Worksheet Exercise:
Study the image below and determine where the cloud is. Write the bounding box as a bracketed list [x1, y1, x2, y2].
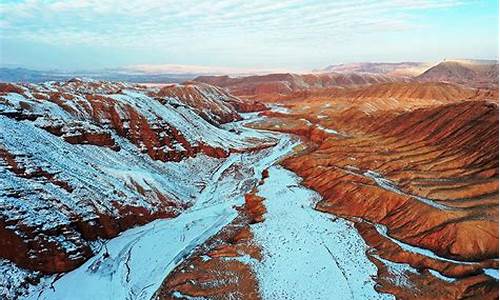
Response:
[0, 0, 466, 46]
[1, 0, 493, 69]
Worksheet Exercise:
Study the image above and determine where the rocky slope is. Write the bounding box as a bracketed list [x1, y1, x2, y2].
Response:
[1, 74, 498, 300]
[246, 83, 499, 299]
[195, 60, 499, 102]
[417, 60, 499, 88]
[278, 80, 496, 102]
[194, 72, 401, 101]
[156, 81, 266, 121]
[0, 78, 274, 298]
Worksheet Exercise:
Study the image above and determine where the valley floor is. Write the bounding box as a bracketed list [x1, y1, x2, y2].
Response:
[8, 104, 498, 300]
[18, 113, 391, 300]
[251, 166, 389, 300]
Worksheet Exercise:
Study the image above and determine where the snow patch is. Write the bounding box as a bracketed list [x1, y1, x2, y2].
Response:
[364, 170, 453, 210]
[374, 222, 483, 265]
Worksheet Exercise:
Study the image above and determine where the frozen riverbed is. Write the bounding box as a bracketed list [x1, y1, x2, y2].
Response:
[28, 204, 237, 300]
[23, 114, 300, 300]
[251, 166, 393, 300]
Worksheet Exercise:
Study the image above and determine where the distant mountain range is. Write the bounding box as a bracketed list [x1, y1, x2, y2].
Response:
[416, 59, 498, 88]
[0, 64, 290, 84]
[2, 59, 498, 88]
[0, 67, 196, 83]
[313, 62, 433, 77]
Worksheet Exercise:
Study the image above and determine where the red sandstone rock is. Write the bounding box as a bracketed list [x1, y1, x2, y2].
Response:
[250, 86, 498, 298]
[0, 79, 270, 277]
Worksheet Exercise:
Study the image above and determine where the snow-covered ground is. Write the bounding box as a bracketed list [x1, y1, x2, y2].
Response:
[23, 116, 300, 300]
[251, 166, 393, 300]
[266, 104, 290, 114]
[27, 204, 237, 300]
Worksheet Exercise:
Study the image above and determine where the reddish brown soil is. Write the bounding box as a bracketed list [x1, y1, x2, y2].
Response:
[416, 60, 498, 89]
[194, 72, 402, 101]
[156, 187, 268, 300]
[288, 81, 496, 102]
[246, 82, 499, 299]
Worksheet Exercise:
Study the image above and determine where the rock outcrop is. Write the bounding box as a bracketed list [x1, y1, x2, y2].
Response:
[155, 81, 256, 124]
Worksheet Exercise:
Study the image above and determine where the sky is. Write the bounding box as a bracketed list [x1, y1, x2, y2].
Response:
[0, 0, 498, 72]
